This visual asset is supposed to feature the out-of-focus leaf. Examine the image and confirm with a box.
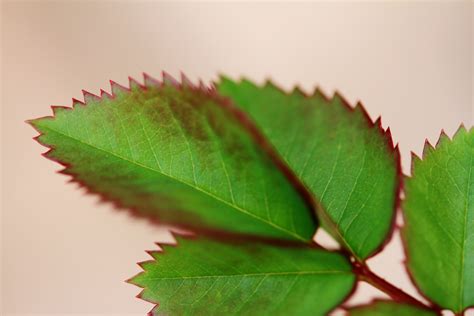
[348,300,436,316]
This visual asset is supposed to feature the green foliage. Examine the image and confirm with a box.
[348,301,436,316]
[28,77,316,242]
[217,78,400,261]
[402,126,474,312]
[28,73,474,315]
[129,236,355,316]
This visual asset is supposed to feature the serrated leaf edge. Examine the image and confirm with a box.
[402,125,473,312]
[28,72,230,229]
[27,72,319,241]
[409,124,473,177]
[127,230,357,316]
[126,230,196,315]
[215,76,403,262]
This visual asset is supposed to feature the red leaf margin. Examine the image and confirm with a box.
[214,76,403,262]
[27,72,402,314]
[126,230,195,316]
[126,230,359,316]
[27,72,321,240]
[401,125,473,313]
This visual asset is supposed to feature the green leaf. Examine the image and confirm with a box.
[28,74,317,242]
[402,126,474,312]
[217,78,401,260]
[348,300,436,316]
[129,235,355,315]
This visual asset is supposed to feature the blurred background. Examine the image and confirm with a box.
[1,1,473,315]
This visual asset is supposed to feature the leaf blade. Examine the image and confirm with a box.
[402,126,474,312]
[29,75,317,242]
[217,78,401,260]
[129,235,355,315]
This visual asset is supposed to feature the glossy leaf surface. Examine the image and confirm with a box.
[28,75,317,242]
[403,126,474,312]
[130,236,355,315]
[217,78,401,260]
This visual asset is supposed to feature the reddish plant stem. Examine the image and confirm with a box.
[352,261,439,312]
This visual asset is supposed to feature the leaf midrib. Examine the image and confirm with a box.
[144,270,351,281]
[41,125,305,242]
[281,148,361,260]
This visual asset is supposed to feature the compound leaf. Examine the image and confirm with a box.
[129,235,355,315]
[348,300,436,316]
[28,74,317,242]
[402,126,474,312]
[217,78,401,260]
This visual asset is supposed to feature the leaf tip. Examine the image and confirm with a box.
[145,249,161,259]
[25,118,39,128]
[291,85,308,97]
[128,76,143,90]
[454,123,468,138]
[82,89,100,104]
[143,72,161,87]
[410,150,421,174]
[374,115,382,125]
[313,86,331,102]
[50,105,71,115]
[354,102,373,125]
[422,139,435,158]
[180,72,195,88]
[162,71,179,87]
[435,129,450,148]
[109,80,129,96]
[99,88,113,99]
[72,97,85,108]
[333,90,353,112]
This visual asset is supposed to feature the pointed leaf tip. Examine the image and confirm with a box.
[435,129,450,148]
[422,139,434,158]
[180,72,194,88]
[109,80,128,96]
[100,89,112,99]
[72,98,85,107]
[128,76,142,89]
[292,85,307,97]
[373,116,382,127]
[51,105,70,115]
[82,90,100,103]
[29,75,317,242]
[143,72,160,87]
[313,86,330,101]
[162,71,179,87]
[454,123,468,137]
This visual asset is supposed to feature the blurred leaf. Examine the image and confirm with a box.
[402,126,474,312]
[28,74,317,242]
[217,78,401,260]
[348,300,436,316]
[129,235,355,315]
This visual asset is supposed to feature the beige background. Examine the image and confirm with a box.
[1,1,473,315]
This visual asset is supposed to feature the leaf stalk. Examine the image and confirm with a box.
[352,261,440,313]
